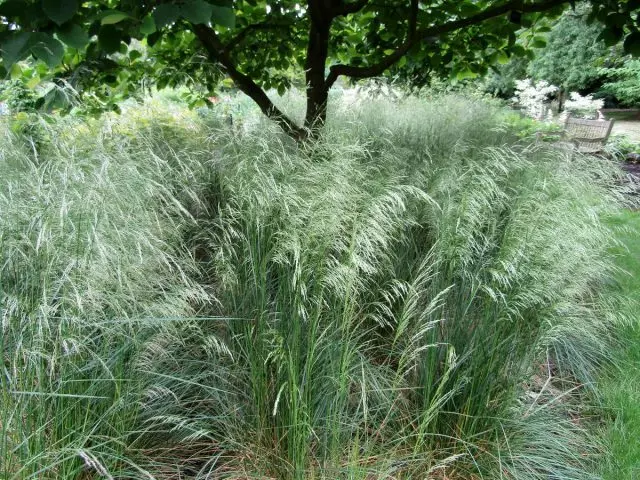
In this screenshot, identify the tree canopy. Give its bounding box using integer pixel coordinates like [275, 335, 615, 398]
[527, 5, 609, 94]
[1, 0, 640, 138]
[600, 59, 640, 106]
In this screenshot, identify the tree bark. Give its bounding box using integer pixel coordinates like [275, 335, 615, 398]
[558, 86, 565, 112]
[304, 21, 331, 132]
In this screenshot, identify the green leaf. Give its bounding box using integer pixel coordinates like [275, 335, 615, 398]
[598, 26, 624, 47]
[129, 49, 142, 62]
[146, 31, 161, 47]
[56, 24, 89, 50]
[1, 32, 32, 68]
[181, 0, 213, 24]
[29, 33, 65, 69]
[211, 5, 235, 28]
[456, 68, 477, 80]
[511, 44, 527, 57]
[42, 86, 71, 112]
[26, 76, 41, 89]
[42, 0, 78, 25]
[623, 31, 640, 56]
[9, 62, 22, 80]
[605, 12, 628, 28]
[531, 36, 547, 48]
[497, 51, 509, 64]
[154, 4, 181, 29]
[627, 0, 640, 11]
[0, 0, 24, 17]
[140, 15, 156, 35]
[459, 3, 480, 16]
[101, 11, 132, 25]
[98, 26, 122, 54]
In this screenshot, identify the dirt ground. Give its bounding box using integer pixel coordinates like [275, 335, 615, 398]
[602, 110, 640, 142]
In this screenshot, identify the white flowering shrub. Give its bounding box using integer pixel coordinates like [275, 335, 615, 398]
[562, 92, 604, 120]
[513, 79, 558, 121]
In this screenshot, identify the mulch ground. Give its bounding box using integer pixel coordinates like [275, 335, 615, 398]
[623, 162, 640, 178]
[621, 162, 640, 208]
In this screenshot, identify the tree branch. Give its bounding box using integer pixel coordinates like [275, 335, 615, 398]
[191, 23, 305, 140]
[408, 0, 418, 41]
[326, 0, 568, 87]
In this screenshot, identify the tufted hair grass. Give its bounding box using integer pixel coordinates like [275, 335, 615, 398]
[1, 93, 624, 479]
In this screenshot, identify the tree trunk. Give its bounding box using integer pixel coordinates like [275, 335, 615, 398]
[558, 87, 565, 112]
[303, 14, 332, 134]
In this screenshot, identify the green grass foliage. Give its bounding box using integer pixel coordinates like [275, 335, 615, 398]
[0, 94, 625, 479]
[600, 210, 640, 479]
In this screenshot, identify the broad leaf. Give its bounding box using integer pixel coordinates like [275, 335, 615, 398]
[101, 11, 132, 25]
[154, 4, 181, 29]
[42, 86, 72, 112]
[42, 0, 78, 25]
[98, 26, 123, 54]
[129, 49, 142, 61]
[26, 76, 41, 89]
[181, 0, 214, 24]
[459, 3, 480, 16]
[623, 31, 640, 56]
[9, 62, 22, 80]
[627, 0, 640, 11]
[29, 33, 65, 69]
[531, 36, 547, 48]
[140, 15, 156, 35]
[598, 26, 624, 46]
[57, 24, 90, 50]
[511, 44, 527, 57]
[456, 68, 477, 80]
[0, 0, 24, 17]
[497, 51, 509, 64]
[1, 32, 32, 68]
[209, 0, 234, 6]
[605, 12, 628, 27]
[211, 5, 235, 28]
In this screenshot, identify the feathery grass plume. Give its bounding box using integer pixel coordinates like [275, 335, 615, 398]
[1, 92, 623, 479]
[0, 109, 209, 479]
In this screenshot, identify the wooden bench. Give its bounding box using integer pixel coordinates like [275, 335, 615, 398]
[562, 116, 615, 154]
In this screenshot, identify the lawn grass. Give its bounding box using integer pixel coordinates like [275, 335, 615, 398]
[601, 209, 640, 479]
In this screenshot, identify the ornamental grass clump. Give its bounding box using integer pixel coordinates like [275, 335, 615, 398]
[1, 93, 623, 479]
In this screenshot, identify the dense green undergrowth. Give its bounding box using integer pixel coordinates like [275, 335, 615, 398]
[0, 94, 626, 479]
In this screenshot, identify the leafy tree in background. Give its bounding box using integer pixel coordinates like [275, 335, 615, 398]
[1, 0, 640, 139]
[527, 4, 609, 108]
[483, 56, 528, 98]
[600, 59, 640, 107]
